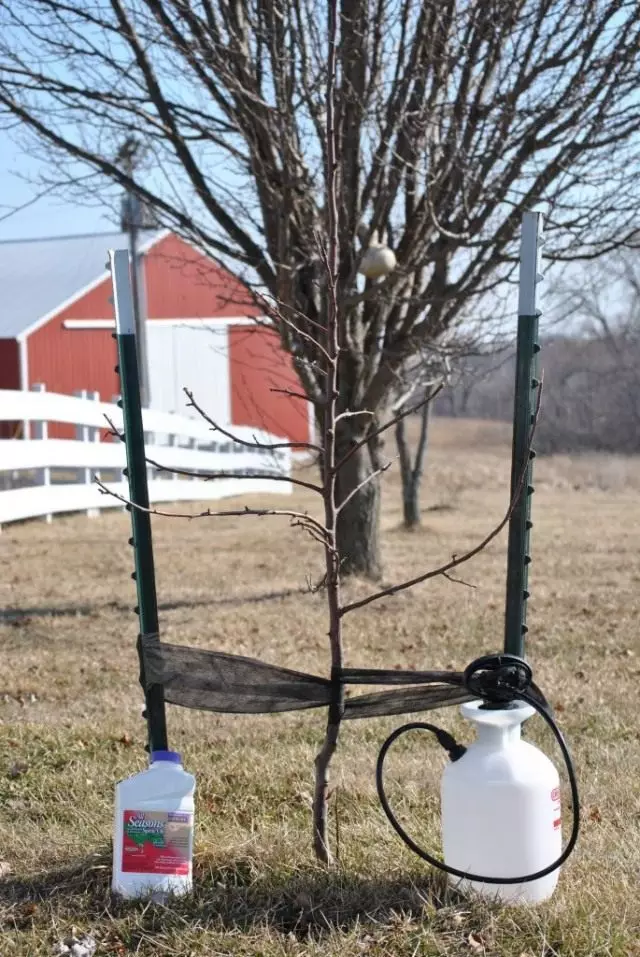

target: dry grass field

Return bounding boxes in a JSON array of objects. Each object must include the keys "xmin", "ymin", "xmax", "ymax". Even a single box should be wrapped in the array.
[{"xmin": 1, "ymin": 417, "xmax": 639, "ymax": 956}]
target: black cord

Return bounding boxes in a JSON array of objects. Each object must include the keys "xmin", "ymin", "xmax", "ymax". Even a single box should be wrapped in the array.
[{"xmin": 375, "ymin": 656, "xmax": 581, "ymax": 885}]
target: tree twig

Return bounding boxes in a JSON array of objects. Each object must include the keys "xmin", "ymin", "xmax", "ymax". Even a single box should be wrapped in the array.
[
  {"xmin": 184, "ymin": 389, "xmax": 322, "ymax": 454},
  {"xmin": 104, "ymin": 413, "xmax": 323, "ymax": 494},
  {"xmin": 93, "ymin": 476, "xmax": 329, "ymax": 538},
  {"xmin": 145, "ymin": 456, "xmax": 323, "ymax": 495},
  {"xmin": 269, "ymin": 387, "xmax": 315, "ymax": 403},
  {"xmin": 442, "ymin": 570, "xmax": 477, "ymax": 589},
  {"xmin": 336, "ymin": 460, "xmax": 393, "ymax": 515},
  {"xmin": 335, "ymin": 410, "xmax": 376, "ymax": 423}
]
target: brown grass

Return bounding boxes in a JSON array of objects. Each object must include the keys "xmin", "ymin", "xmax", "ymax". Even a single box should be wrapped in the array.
[{"xmin": 1, "ymin": 417, "xmax": 639, "ymax": 956}]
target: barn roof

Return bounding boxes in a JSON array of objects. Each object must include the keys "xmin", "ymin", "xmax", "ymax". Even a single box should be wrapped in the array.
[{"xmin": 0, "ymin": 229, "xmax": 164, "ymax": 340}]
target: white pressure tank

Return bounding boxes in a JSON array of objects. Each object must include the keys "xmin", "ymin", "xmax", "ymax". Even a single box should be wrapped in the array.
[
  {"xmin": 112, "ymin": 750, "xmax": 196, "ymax": 899},
  {"xmin": 441, "ymin": 700, "xmax": 562, "ymax": 904}
]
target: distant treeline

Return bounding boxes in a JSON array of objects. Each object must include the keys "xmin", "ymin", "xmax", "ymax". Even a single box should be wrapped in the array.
[{"xmin": 434, "ymin": 335, "xmax": 640, "ymax": 454}]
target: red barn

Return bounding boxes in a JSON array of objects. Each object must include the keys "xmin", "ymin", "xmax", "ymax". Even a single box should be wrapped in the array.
[{"xmin": 0, "ymin": 230, "xmax": 312, "ymax": 443}]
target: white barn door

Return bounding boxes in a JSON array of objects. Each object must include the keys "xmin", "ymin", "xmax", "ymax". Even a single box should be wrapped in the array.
[{"xmin": 146, "ymin": 321, "xmax": 231, "ymax": 424}]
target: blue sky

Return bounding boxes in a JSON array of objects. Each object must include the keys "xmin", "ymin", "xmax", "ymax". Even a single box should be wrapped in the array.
[{"xmin": 0, "ymin": 131, "xmax": 116, "ymax": 241}]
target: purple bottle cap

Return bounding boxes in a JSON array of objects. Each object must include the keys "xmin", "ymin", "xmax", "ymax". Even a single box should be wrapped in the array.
[{"xmin": 150, "ymin": 750, "xmax": 182, "ymax": 764}]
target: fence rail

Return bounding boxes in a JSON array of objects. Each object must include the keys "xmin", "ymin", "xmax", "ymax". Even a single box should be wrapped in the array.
[{"xmin": 0, "ymin": 387, "xmax": 291, "ymax": 527}]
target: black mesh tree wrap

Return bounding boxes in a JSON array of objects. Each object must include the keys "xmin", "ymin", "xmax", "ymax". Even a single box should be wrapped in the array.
[{"xmin": 140, "ymin": 635, "xmax": 550, "ymax": 720}]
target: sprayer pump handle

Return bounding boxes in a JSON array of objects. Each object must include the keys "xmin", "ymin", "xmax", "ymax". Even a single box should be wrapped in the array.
[{"xmin": 463, "ymin": 654, "xmax": 533, "ymax": 703}]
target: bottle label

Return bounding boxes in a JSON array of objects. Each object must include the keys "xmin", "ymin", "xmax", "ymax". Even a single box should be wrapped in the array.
[
  {"xmin": 122, "ymin": 810, "xmax": 193, "ymax": 875},
  {"xmin": 551, "ymin": 787, "xmax": 562, "ymax": 830}
]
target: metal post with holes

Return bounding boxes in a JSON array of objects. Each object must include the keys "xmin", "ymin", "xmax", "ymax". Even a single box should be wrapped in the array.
[
  {"xmin": 109, "ymin": 248, "xmax": 168, "ymax": 755},
  {"xmin": 503, "ymin": 211, "xmax": 544, "ymax": 659}
]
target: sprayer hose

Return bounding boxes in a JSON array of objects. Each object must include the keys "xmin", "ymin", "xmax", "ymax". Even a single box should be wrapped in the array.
[{"xmin": 376, "ymin": 673, "xmax": 580, "ymax": 885}]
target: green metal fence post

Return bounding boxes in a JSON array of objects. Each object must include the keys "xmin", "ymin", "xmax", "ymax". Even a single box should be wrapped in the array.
[
  {"xmin": 109, "ymin": 248, "xmax": 168, "ymax": 755},
  {"xmin": 504, "ymin": 211, "xmax": 544, "ymax": 659}
]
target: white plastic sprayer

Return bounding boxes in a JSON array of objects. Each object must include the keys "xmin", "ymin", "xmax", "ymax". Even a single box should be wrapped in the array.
[
  {"xmin": 441, "ymin": 701, "xmax": 561, "ymax": 904},
  {"xmin": 375, "ymin": 654, "xmax": 580, "ymax": 905}
]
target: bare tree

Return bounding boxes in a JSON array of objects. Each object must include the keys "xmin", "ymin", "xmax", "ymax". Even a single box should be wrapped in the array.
[
  {"xmin": 437, "ymin": 254, "xmax": 640, "ymax": 454},
  {"xmin": 392, "ymin": 348, "xmax": 449, "ymax": 529},
  {"xmin": 434, "ymin": 342, "xmax": 514, "ymax": 419},
  {"xmin": 395, "ymin": 402, "xmax": 432, "ymax": 528},
  {"xmin": 393, "ymin": 325, "xmax": 509, "ymax": 529},
  {"xmin": 1, "ymin": 0, "xmax": 640, "ymax": 578},
  {"xmin": 537, "ymin": 254, "xmax": 640, "ymax": 453}
]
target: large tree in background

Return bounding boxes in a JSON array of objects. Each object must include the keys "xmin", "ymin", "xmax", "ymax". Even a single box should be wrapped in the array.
[{"xmin": 1, "ymin": 0, "xmax": 639, "ymax": 578}]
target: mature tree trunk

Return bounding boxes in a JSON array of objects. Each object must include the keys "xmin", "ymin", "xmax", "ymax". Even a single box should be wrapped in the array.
[
  {"xmin": 333, "ymin": 424, "xmax": 382, "ymax": 580},
  {"xmin": 335, "ymin": 444, "xmax": 382, "ymax": 579},
  {"xmin": 395, "ymin": 403, "xmax": 431, "ymax": 530}
]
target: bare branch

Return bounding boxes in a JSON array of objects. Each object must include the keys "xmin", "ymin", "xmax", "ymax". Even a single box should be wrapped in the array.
[
  {"xmin": 292, "ymin": 518, "xmax": 336, "ymax": 550},
  {"xmin": 94, "ymin": 476, "xmax": 329, "ymax": 539},
  {"xmin": 441, "ymin": 570, "xmax": 477, "ymax": 590},
  {"xmin": 336, "ymin": 460, "xmax": 393, "ymax": 516},
  {"xmin": 146, "ymin": 456, "xmax": 323, "ymax": 495},
  {"xmin": 105, "ymin": 412, "xmax": 322, "ymax": 493},
  {"xmin": 184, "ymin": 389, "xmax": 322, "ymax": 454},
  {"xmin": 334, "ymin": 410, "xmax": 376, "ymax": 423},
  {"xmin": 269, "ymin": 387, "xmax": 313, "ymax": 403}
]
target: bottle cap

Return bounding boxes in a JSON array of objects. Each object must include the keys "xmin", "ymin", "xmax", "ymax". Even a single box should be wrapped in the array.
[{"xmin": 150, "ymin": 750, "xmax": 182, "ymax": 764}]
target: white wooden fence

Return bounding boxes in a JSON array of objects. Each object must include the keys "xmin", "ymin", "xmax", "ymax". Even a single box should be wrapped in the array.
[{"xmin": 0, "ymin": 387, "xmax": 291, "ymax": 527}]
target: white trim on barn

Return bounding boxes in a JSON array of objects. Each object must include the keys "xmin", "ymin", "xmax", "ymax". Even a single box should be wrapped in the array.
[
  {"xmin": 62, "ymin": 320, "xmax": 115, "ymax": 330},
  {"xmin": 18, "ymin": 336, "xmax": 30, "ymax": 438},
  {"xmin": 16, "ymin": 230, "xmax": 170, "ymax": 342},
  {"xmin": 62, "ymin": 316, "xmax": 267, "ymax": 330},
  {"xmin": 18, "ymin": 337, "xmax": 29, "ymax": 390}
]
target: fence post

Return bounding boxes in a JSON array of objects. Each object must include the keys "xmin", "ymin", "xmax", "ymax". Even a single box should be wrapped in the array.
[
  {"xmin": 168, "ymin": 432, "xmax": 179, "ymax": 481},
  {"xmin": 189, "ymin": 437, "xmax": 197, "ymax": 480},
  {"xmin": 503, "ymin": 210, "xmax": 544, "ymax": 659},
  {"xmin": 74, "ymin": 389, "xmax": 101, "ymax": 518},
  {"xmin": 109, "ymin": 247, "xmax": 168, "ymax": 756},
  {"xmin": 143, "ymin": 414, "xmax": 154, "ymax": 491},
  {"xmin": 31, "ymin": 383, "xmax": 52, "ymax": 524},
  {"xmin": 74, "ymin": 388, "xmax": 87, "ymax": 486},
  {"xmin": 87, "ymin": 390, "xmax": 100, "ymax": 517}
]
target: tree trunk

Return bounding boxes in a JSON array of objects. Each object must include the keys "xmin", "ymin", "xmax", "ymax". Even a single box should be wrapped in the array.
[
  {"xmin": 313, "ymin": 703, "xmax": 342, "ymax": 864},
  {"xmin": 395, "ymin": 403, "xmax": 431, "ymax": 530},
  {"xmin": 334, "ymin": 430, "xmax": 382, "ymax": 580},
  {"xmin": 401, "ymin": 472, "xmax": 421, "ymax": 528}
]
